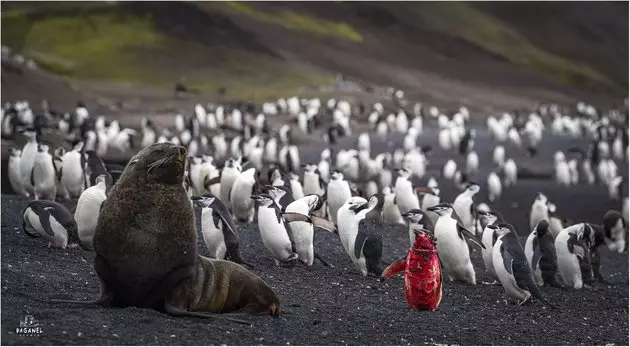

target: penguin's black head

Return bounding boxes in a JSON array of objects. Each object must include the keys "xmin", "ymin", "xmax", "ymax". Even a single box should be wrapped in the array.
[
  {"xmin": 426, "ymin": 203, "xmax": 452, "ymax": 215},
  {"xmin": 535, "ymin": 219, "xmax": 550, "ymax": 237},
  {"xmin": 488, "ymin": 222, "xmax": 515, "ymax": 236},
  {"xmin": 251, "ymin": 194, "xmax": 274, "ymax": 206}
]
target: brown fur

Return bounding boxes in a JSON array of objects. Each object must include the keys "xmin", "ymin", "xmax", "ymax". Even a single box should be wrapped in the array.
[
  {"xmin": 169, "ymin": 256, "xmax": 280, "ymax": 315},
  {"xmin": 93, "ymin": 143, "xmax": 197, "ymax": 309}
]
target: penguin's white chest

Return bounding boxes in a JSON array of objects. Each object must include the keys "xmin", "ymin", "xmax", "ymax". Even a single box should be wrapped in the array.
[
  {"xmin": 327, "ymin": 181, "xmax": 351, "ymax": 224},
  {"xmin": 554, "ymin": 230, "xmax": 583, "ymax": 289},
  {"xmin": 61, "ymin": 153, "xmax": 85, "ymax": 197},
  {"xmin": 8, "ymin": 157, "xmax": 25, "ymax": 194},
  {"xmin": 481, "ymin": 228, "xmax": 497, "ymax": 278},
  {"xmin": 394, "ymin": 179, "xmax": 419, "ymax": 213},
  {"xmin": 524, "ymin": 232, "xmax": 543, "ymax": 286},
  {"xmin": 75, "ymin": 186, "xmax": 107, "ymax": 249},
  {"xmin": 434, "ymin": 217, "xmax": 471, "ymax": 271},
  {"xmin": 258, "ymin": 208, "xmax": 292, "ymax": 260},
  {"xmin": 219, "ymin": 168, "xmax": 240, "ymax": 207},
  {"xmin": 200, "ymin": 209, "xmax": 227, "ymax": 259},
  {"xmin": 20, "ymin": 142, "xmax": 37, "ymax": 190}
]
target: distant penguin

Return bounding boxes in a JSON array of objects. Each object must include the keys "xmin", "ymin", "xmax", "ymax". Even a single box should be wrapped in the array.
[
  {"xmin": 524, "ymin": 220, "xmax": 562, "ymax": 288},
  {"xmin": 529, "ymin": 193, "xmax": 550, "ymax": 231},
  {"xmin": 493, "ymin": 145, "xmax": 505, "ymax": 167},
  {"xmin": 284, "ymin": 194, "xmax": 336, "ymax": 266},
  {"xmin": 442, "ymin": 160, "xmax": 457, "ymax": 180},
  {"xmin": 453, "ymin": 183, "xmax": 480, "ymax": 232},
  {"xmin": 84, "ymin": 150, "xmax": 112, "ymax": 190},
  {"xmin": 466, "ymin": 150, "xmax": 479, "ymax": 175},
  {"xmin": 32, "ymin": 144, "xmax": 57, "ymax": 201},
  {"xmin": 503, "ymin": 159, "xmax": 517, "ymax": 187},
  {"xmin": 230, "ymin": 168, "xmax": 259, "ymax": 223},
  {"xmin": 22, "ymin": 200, "xmax": 79, "ymax": 249},
  {"xmin": 402, "ymin": 209, "xmax": 435, "ymax": 246},
  {"xmin": 61, "ymin": 142, "xmax": 86, "ymax": 199},
  {"xmin": 191, "ymin": 194, "xmax": 249, "ymax": 265},
  {"xmin": 394, "ymin": 169, "xmax": 420, "ymax": 216},
  {"xmin": 382, "ymin": 186, "xmax": 405, "ymax": 225},
  {"xmin": 74, "ymin": 174, "xmax": 108, "ymax": 250},
  {"xmin": 219, "ymin": 157, "xmax": 243, "ymax": 210},
  {"xmin": 141, "ymin": 118, "xmax": 157, "ymax": 148},
  {"xmin": 52, "ymin": 147, "xmax": 67, "ymax": 199},
  {"xmin": 459, "ymin": 129, "xmax": 475, "ymax": 155},
  {"xmin": 487, "ymin": 172, "xmax": 502, "ymax": 202},
  {"xmin": 8, "ymin": 148, "xmax": 27, "ymax": 196},
  {"xmin": 252, "ymin": 194, "xmax": 300, "ymax": 266},
  {"xmin": 490, "ymin": 223, "xmax": 555, "ymax": 307},
  {"xmin": 418, "ymin": 185, "xmax": 441, "ymax": 226},
  {"xmin": 302, "ymin": 164, "xmax": 327, "ymax": 217},
  {"xmin": 337, "ymin": 195, "xmax": 384, "ymax": 276},
  {"xmin": 19, "ymin": 128, "xmax": 38, "ymax": 197},
  {"xmin": 427, "ymin": 202, "xmax": 485, "ymax": 284},
  {"xmin": 188, "ymin": 156, "xmax": 204, "ymax": 195},
  {"xmin": 327, "ymin": 171, "xmax": 352, "ymax": 225},
  {"xmin": 289, "ymin": 173, "xmax": 304, "ymax": 200}
]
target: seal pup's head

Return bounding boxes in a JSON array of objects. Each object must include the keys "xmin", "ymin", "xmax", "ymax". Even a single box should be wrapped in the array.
[{"xmin": 122, "ymin": 142, "xmax": 188, "ymax": 185}]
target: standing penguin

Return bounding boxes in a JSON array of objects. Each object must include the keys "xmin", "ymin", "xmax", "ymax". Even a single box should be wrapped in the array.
[
  {"xmin": 477, "ymin": 210, "xmax": 505, "ymax": 283},
  {"xmin": 554, "ymin": 223, "xmax": 592, "ymax": 289},
  {"xmin": 32, "ymin": 144, "xmax": 57, "ymax": 201},
  {"xmin": 487, "ymin": 172, "xmax": 502, "ymax": 202},
  {"xmin": 219, "ymin": 157, "xmax": 243, "ymax": 210},
  {"xmin": 8, "ymin": 148, "xmax": 27, "ymax": 196},
  {"xmin": 302, "ymin": 163, "xmax": 327, "ymax": 218},
  {"xmin": 266, "ymin": 185, "xmax": 294, "ymax": 212},
  {"xmin": 84, "ymin": 150, "xmax": 113, "ymax": 190},
  {"xmin": 382, "ymin": 186, "xmax": 405, "ymax": 225},
  {"xmin": 337, "ymin": 195, "xmax": 384, "ymax": 277},
  {"xmin": 230, "ymin": 168, "xmax": 259, "ymax": 223},
  {"xmin": 61, "ymin": 142, "xmax": 87, "ymax": 199},
  {"xmin": 19, "ymin": 128, "xmax": 39, "ymax": 197},
  {"xmin": 490, "ymin": 223, "xmax": 556, "ymax": 307},
  {"xmin": 74, "ymin": 174, "xmax": 109, "ymax": 250},
  {"xmin": 326, "ymin": 171, "xmax": 352, "ymax": 226},
  {"xmin": 22, "ymin": 200, "xmax": 80, "ymax": 249},
  {"xmin": 401, "ymin": 209, "xmax": 435, "ymax": 246},
  {"xmin": 190, "ymin": 194, "xmax": 250, "ymax": 266},
  {"xmin": 524, "ymin": 220, "xmax": 563, "ymax": 288},
  {"xmin": 284, "ymin": 194, "xmax": 337, "ymax": 266},
  {"xmin": 453, "ymin": 183, "xmax": 480, "ymax": 232},
  {"xmin": 394, "ymin": 169, "xmax": 420, "ymax": 217},
  {"xmin": 529, "ymin": 193, "xmax": 550, "ymax": 231},
  {"xmin": 427, "ymin": 203, "xmax": 485, "ymax": 284},
  {"xmin": 251, "ymin": 194, "xmax": 302, "ymax": 266}
]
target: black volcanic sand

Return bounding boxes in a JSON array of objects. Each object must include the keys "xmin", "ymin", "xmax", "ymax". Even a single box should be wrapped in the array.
[{"xmin": 1, "ymin": 126, "xmax": 629, "ymax": 345}]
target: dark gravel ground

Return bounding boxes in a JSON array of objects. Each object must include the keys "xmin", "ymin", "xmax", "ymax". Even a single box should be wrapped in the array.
[{"xmin": 1, "ymin": 126, "xmax": 628, "ymax": 346}]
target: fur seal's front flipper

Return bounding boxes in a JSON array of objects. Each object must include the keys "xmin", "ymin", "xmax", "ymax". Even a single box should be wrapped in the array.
[
  {"xmin": 314, "ymin": 251, "xmax": 333, "ymax": 267},
  {"xmin": 164, "ymin": 302, "xmax": 252, "ymax": 325}
]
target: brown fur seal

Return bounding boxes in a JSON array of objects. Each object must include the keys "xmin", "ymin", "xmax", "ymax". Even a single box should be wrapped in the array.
[
  {"xmin": 46, "ymin": 143, "xmax": 274, "ymax": 324},
  {"xmin": 169, "ymin": 256, "xmax": 280, "ymax": 316}
]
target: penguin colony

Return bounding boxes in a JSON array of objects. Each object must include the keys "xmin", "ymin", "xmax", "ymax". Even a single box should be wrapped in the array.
[{"xmin": 3, "ymin": 95, "xmax": 628, "ymax": 311}]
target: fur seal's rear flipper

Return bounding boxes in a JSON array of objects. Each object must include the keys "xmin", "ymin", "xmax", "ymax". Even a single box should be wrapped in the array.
[
  {"xmin": 164, "ymin": 302, "xmax": 252, "ymax": 325},
  {"xmin": 314, "ymin": 251, "xmax": 333, "ymax": 267}
]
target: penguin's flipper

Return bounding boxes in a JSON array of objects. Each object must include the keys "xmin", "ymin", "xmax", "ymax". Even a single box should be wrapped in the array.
[
  {"xmin": 204, "ymin": 176, "xmax": 220, "ymax": 190},
  {"xmin": 314, "ymin": 251, "xmax": 333, "ymax": 267},
  {"xmin": 311, "ymin": 215, "xmax": 337, "ymax": 233},
  {"xmin": 39, "ymin": 208, "xmax": 56, "ymax": 237},
  {"xmin": 356, "ymin": 231, "xmax": 384, "ymax": 276},
  {"xmin": 457, "ymin": 223, "xmax": 485, "ymax": 249},
  {"xmin": 282, "ymin": 212, "xmax": 312, "ymax": 224},
  {"xmin": 381, "ymin": 256, "xmax": 406, "ymax": 281}
]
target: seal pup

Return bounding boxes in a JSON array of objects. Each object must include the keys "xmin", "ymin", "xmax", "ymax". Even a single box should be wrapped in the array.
[
  {"xmin": 8, "ymin": 148, "xmax": 27, "ymax": 196},
  {"xmin": 191, "ymin": 194, "xmax": 250, "ymax": 266},
  {"xmin": 74, "ymin": 174, "xmax": 109, "ymax": 250},
  {"xmin": 32, "ymin": 144, "xmax": 57, "ymax": 201},
  {"xmin": 22, "ymin": 200, "xmax": 80, "ymax": 249},
  {"xmin": 46, "ymin": 143, "xmax": 257, "ymax": 324},
  {"xmin": 490, "ymin": 223, "xmax": 556, "ymax": 308}
]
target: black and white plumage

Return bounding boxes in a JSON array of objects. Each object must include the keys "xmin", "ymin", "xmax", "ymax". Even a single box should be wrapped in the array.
[
  {"xmin": 478, "ymin": 210, "xmax": 505, "ymax": 283},
  {"xmin": 524, "ymin": 220, "xmax": 563, "ymax": 288},
  {"xmin": 74, "ymin": 173, "xmax": 108, "ymax": 250},
  {"xmin": 191, "ymin": 194, "xmax": 250, "ymax": 266},
  {"xmin": 22, "ymin": 200, "xmax": 80, "ymax": 249},
  {"xmin": 401, "ymin": 208, "xmax": 434, "ymax": 246},
  {"xmin": 490, "ymin": 223, "xmax": 556, "ymax": 308}
]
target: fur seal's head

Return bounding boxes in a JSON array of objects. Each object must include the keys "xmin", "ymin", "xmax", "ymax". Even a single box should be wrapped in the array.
[{"xmin": 123, "ymin": 142, "xmax": 188, "ymax": 185}]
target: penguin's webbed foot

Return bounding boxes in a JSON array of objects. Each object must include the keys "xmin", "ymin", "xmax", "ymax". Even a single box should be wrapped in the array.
[{"xmin": 517, "ymin": 293, "xmax": 532, "ymax": 307}]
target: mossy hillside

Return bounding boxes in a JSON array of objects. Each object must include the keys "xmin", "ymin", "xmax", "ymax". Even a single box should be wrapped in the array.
[
  {"xmin": 0, "ymin": 6, "xmax": 335, "ymax": 100},
  {"xmin": 408, "ymin": 2, "xmax": 620, "ymax": 93},
  {"xmin": 213, "ymin": 1, "xmax": 363, "ymax": 43}
]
